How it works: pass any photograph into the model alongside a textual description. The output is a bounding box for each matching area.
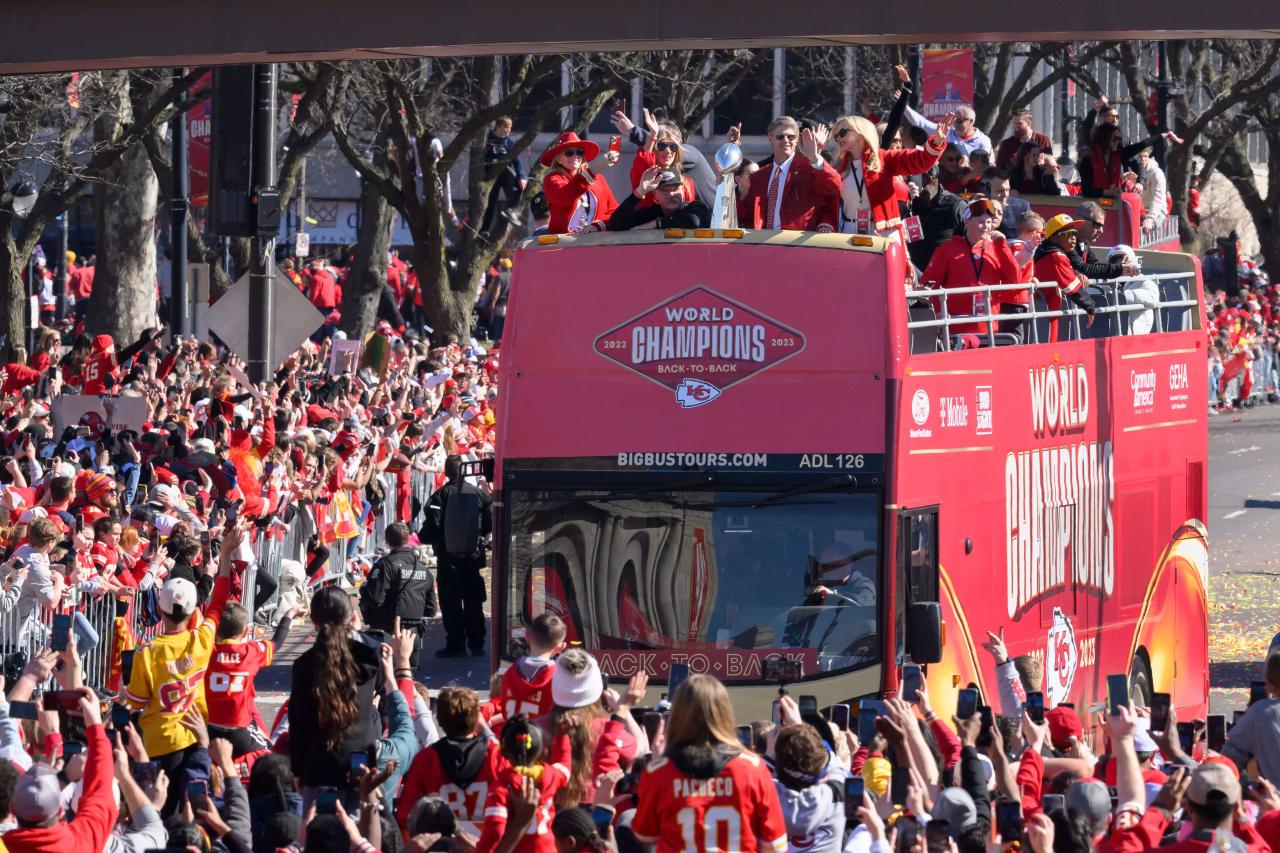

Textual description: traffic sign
[206,272,325,373]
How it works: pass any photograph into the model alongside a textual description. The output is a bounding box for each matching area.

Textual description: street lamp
[5,181,36,219]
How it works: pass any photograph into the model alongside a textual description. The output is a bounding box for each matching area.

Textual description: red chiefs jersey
[204,637,273,728]
[632,750,788,853]
[497,657,557,721]
[476,762,570,853]
[396,738,509,833]
[83,351,117,395]
[90,541,119,577]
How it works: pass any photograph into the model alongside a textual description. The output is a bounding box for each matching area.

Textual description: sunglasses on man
[774,133,797,142]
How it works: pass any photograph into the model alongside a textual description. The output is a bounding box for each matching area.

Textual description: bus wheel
[1128,654,1153,708]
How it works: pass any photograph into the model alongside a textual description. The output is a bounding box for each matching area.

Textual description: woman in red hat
[541,132,619,234]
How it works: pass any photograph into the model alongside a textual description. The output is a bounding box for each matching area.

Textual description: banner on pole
[920,49,974,119]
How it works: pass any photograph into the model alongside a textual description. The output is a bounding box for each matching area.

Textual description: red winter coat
[834,139,945,230]
[2,724,118,853]
[738,156,842,231]
[920,234,1023,333]
[304,269,338,310]
[69,265,95,300]
[543,168,619,234]
[1032,244,1089,343]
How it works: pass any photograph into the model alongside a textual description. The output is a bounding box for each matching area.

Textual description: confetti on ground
[1209,572,1279,665]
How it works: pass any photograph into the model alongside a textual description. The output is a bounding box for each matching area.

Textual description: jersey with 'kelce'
[633,744,787,853]
[205,636,273,729]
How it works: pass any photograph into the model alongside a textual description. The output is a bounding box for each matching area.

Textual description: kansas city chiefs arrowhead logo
[1045,607,1079,706]
[675,378,721,408]
[593,285,806,407]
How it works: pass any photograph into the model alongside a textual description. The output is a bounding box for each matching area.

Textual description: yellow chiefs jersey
[124,582,227,757]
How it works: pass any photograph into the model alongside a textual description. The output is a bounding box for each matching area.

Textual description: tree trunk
[90,74,159,342]
[1218,140,1280,281]
[0,225,26,360]
[340,179,395,339]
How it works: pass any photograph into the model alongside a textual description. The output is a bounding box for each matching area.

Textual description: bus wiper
[689,474,856,509]
[599,472,716,502]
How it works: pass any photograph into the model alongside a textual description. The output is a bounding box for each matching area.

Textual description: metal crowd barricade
[907,270,1199,351]
[239,467,438,627]
[0,585,125,695]
[0,472,442,694]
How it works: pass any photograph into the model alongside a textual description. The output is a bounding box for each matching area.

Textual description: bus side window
[898,507,941,664]
[905,510,939,605]
[897,508,940,662]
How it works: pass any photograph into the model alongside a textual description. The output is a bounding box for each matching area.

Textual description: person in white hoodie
[1108,245,1161,334]
[773,720,848,852]
[1135,147,1168,230]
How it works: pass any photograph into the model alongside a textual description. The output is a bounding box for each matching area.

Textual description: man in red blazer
[738,116,841,232]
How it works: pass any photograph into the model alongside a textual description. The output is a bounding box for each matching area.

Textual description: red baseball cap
[1046,706,1083,750]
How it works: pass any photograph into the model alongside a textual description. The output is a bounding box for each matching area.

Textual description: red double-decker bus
[492,228,1208,722]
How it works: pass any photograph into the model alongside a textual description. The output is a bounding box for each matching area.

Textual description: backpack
[442,483,482,556]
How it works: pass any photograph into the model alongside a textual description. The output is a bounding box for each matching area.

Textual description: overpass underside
[1,0,1278,74]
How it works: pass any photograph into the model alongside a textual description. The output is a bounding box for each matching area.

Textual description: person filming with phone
[3,687,116,853]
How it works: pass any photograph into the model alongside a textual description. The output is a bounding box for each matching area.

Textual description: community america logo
[593,285,806,407]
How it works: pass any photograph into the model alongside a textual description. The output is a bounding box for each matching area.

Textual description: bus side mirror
[907,602,943,664]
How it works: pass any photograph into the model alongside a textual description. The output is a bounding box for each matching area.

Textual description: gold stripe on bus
[1124,523,1209,686]
[938,564,989,700]
[908,446,994,455]
[1118,347,1199,360]
[907,369,994,376]
[1121,419,1198,433]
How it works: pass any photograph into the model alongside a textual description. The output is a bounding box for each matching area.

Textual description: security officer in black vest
[360,521,437,671]
[421,455,492,658]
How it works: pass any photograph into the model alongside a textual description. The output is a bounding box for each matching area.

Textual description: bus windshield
[502,484,881,683]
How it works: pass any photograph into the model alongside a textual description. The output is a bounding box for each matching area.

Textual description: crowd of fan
[1202,242,1277,412]
[0,315,499,847]
[5,583,1279,853]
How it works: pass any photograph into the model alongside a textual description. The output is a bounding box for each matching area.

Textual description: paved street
[1207,404,1280,716]
[255,570,493,723]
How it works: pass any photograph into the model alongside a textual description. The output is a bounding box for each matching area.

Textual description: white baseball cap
[152,483,181,506]
[159,577,197,617]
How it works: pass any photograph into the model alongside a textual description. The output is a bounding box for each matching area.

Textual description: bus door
[897,507,941,666]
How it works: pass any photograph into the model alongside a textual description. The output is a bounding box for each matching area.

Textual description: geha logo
[594,285,806,407]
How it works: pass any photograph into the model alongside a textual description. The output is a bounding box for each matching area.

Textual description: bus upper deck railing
[906,269,1199,351]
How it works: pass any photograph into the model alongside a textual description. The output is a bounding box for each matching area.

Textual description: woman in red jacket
[1079,124,1124,198]
[829,114,950,240]
[630,129,695,207]
[541,132,619,234]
